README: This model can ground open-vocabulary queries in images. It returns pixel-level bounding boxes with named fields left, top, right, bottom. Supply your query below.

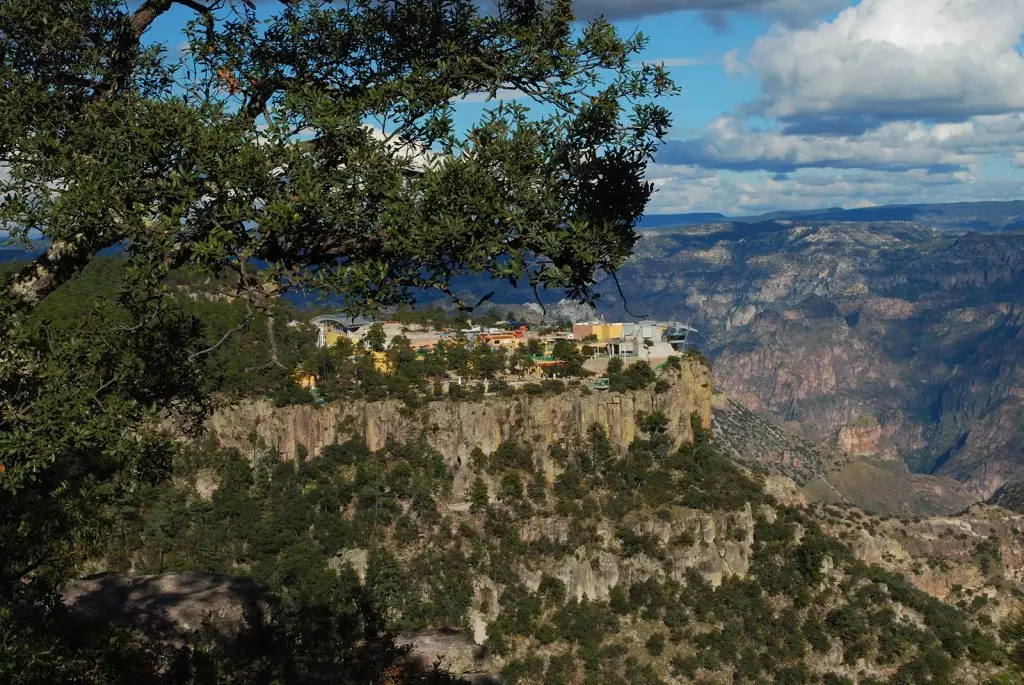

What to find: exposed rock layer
left=599, top=222, right=1024, bottom=497
left=212, top=360, right=713, bottom=467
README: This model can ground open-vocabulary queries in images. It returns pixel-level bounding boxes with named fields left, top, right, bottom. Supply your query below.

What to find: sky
left=147, top=0, right=1024, bottom=215
left=570, top=0, right=1024, bottom=215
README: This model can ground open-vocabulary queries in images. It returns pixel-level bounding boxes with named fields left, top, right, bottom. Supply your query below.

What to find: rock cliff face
left=712, top=394, right=976, bottom=517
left=512, top=504, right=755, bottom=601
left=211, top=359, right=713, bottom=468
left=836, top=416, right=888, bottom=459
left=816, top=501, right=1024, bottom=621
left=594, top=221, right=1024, bottom=498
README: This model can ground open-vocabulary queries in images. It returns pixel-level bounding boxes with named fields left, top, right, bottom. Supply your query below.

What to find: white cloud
left=644, top=164, right=1021, bottom=214
left=722, top=49, right=748, bottom=77
left=659, top=114, right=1024, bottom=173
left=749, top=0, right=1024, bottom=122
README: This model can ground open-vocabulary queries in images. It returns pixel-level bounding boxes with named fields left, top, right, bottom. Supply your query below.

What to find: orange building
left=572, top=323, right=595, bottom=340
left=478, top=326, right=528, bottom=348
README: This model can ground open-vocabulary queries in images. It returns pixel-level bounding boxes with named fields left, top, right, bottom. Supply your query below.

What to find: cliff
left=80, top=356, right=1024, bottom=683
left=593, top=221, right=1024, bottom=498
left=712, top=394, right=977, bottom=517
left=816, top=501, right=1024, bottom=622
left=211, top=358, right=713, bottom=468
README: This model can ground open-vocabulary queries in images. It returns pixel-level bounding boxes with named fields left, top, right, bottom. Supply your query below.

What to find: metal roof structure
left=310, top=314, right=377, bottom=329
left=311, top=314, right=377, bottom=348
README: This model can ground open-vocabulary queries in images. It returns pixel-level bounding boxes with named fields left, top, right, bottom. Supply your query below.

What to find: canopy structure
left=311, top=314, right=377, bottom=348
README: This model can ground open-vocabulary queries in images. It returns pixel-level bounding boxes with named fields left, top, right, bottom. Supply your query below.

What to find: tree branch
left=96, top=0, right=212, bottom=100
left=4, top=238, right=111, bottom=315
left=188, top=320, right=247, bottom=361
left=263, top=314, right=287, bottom=369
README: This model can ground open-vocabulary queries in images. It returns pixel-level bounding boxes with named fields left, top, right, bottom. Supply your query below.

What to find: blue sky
left=147, top=0, right=1024, bottom=215
left=579, top=0, right=1024, bottom=215
left=602, top=0, right=1024, bottom=213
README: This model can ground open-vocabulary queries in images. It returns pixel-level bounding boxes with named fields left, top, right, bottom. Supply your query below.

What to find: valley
left=594, top=219, right=1024, bottom=500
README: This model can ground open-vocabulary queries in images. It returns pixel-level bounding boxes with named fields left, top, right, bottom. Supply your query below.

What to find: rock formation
left=595, top=221, right=1024, bottom=498
left=212, top=358, right=713, bottom=467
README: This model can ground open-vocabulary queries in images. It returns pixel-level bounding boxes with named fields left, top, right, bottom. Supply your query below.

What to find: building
left=572, top=320, right=693, bottom=361
left=478, top=326, right=528, bottom=349
left=572, top=322, right=624, bottom=342
left=371, top=351, right=395, bottom=374
left=312, top=314, right=377, bottom=348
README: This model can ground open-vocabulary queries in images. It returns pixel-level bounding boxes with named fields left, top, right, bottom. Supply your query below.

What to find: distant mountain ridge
left=640, top=200, right=1024, bottom=234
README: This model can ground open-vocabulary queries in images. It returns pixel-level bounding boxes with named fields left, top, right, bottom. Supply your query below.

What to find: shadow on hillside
left=61, top=572, right=487, bottom=684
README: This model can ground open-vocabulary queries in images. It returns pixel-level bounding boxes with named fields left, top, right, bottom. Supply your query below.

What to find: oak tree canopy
left=0, top=1, right=674, bottom=679
left=1, top=0, right=674, bottom=316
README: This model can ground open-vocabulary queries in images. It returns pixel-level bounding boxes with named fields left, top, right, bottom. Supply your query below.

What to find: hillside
left=711, top=395, right=976, bottom=518
left=594, top=221, right=1024, bottom=500
left=80, top=370, right=1024, bottom=684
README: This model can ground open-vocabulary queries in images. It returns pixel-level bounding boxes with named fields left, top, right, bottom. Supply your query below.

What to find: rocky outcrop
left=818, top=502, right=1024, bottom=617
left=836, top=416, right=885, bottom=458
left=211, top=359, right=712, bottom=467
left=515, top=504, right=756, bottom=603
left=600, top=220, right=1024, bottom=498
left=397, top=631, right=500, bottom=684
left=62, top=572, right=268, bottom=640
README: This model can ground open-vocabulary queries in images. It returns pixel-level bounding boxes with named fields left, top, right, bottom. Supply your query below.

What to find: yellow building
left=591, top=323, right=624, bottom=341
left=323, top=329, right=347, bottom=347
left=294, top=371, right=318, bottom=390
left=371, top=351, right=395, bottom=374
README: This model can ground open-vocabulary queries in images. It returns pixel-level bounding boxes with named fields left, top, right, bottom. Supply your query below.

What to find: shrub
left=646, top=631, right=667, bottom=656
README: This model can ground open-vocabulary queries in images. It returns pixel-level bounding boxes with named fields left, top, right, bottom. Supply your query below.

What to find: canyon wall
left=211, top=358, right=713, bottom=467
left=599, top=224, right=1024, bottom=498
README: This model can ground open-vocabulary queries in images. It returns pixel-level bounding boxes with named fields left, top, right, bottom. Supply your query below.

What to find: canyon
left=592, top=220, right=1024, bottom=499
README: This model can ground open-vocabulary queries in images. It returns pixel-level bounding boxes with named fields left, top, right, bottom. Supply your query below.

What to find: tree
left=527, top=339, right=546, bottom=357
left=364, top=324, right=387, bottom=352
left=470, top=477, right=489, bottom=514
left=1, top=0, right=673, bottom=318
left=0, top=0, right=674, bottom=678
left=551, top=339, right=586, bottom=377
left=607, top=357, right=624, bottom=375
left=473, top=344, right=506, bottom=380
left=509, top=344, right=534, bottom=375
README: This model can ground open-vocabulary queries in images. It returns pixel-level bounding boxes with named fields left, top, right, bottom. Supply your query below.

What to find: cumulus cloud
left=644, top=164, right=1016, bottom=214
left=748, top=0, right=1024, bottom=123
left=658, top=114, right=1024, bottom=173
left=722, top=49, right=748, bottom=77
left=573, top=0, right=846, bottom=22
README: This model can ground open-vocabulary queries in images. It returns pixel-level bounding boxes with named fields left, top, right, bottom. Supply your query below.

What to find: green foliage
left=0, top=581, right=464, bottom=685
left=974, top=535, right=1003, bottom=577
left=0, top=0, right=677, bottom=675
left=645, top=631, right=666, bottom=656
left=608, top=360, right=656, bottom=391
left=637, top=410, right=669, bottom=436
left=470, top=477, right=489, bottom=514
left=550, top=340, right=588, bottom=378
left=489, top=439, right=535, bottom=474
